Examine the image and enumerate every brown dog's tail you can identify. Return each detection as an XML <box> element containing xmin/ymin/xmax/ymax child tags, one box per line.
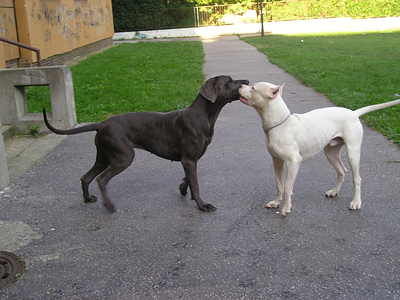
<box><xmin>43</xmin><ymin>108</ymin><xmax>102</xmax><ymax>135</ymax></box>
<box><xmin>355</xmin><ymin>99</ymin><xmax>400</xmax><ymax>117</ymax></box>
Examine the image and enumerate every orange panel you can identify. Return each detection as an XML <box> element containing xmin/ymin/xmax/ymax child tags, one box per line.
<box><xmin>0</xmin><ymin>0</ymin><xmax>14</xmax><ymax>7</ymax></box>
<box><xmin>0</xmin><ymin>6</ymin><xmax>19</xmax><ymax>62</ymax></box>
<box><xmin>16</xmin><ymin>0</ymin><xmax>114</xmax><ymax>62</ymax></box>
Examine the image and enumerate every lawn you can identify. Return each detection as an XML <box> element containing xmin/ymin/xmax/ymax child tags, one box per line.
<box><xmin>27</xmin><ymin>41</ymin><xmax>204</xmax><ymax>122</ymax></box>
<box><xmin>242</xmin><ymin>31</ymin><xmax>400</xmax><ymax>144</ymax></box>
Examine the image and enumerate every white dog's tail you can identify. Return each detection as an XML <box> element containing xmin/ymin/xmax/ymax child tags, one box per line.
<box><xmin>355</xmin><ymin>99</ymin><xmax>400</xmax><ymax>117</ymax></box>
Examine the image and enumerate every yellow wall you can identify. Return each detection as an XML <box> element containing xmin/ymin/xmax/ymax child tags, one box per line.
<box><xmin>0</xmin><ymin>0</ymin><xmax>114</xmax><ymax>66</ymax></box>
<box><xmin>0</xmin><ymin>0</ymin><xmax>19</xmax><ymax>64</ymax></box>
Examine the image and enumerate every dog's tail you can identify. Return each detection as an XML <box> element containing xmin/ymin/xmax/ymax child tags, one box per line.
<box><xmin>355</xmin><ymin>99</ymin><xmax>400</xmax><ymax>117</ymax></box>
<box><xmin>43</xmin><ymin>108</ymin><xmax>102</xmax><ymax>135</ymax></box>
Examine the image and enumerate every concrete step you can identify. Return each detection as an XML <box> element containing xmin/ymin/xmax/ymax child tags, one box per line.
<box><xmin>4</xmin><ymin>133</ymin><xmax>66</xmax><ymax>181</ymax></box>
<box><xmin>1</xmin><ymin>122</ymin><xmax>66</xmax><ymax>188</ymax></box>
<box><xmin>0</xmin><ymin>126</ymin><xmax>10</xmax><ymax>189</ymax></box>
<box><xmin>0</xmin><ymin>125</ymin><xmax>14</xmax><ymax>141</ymax></box>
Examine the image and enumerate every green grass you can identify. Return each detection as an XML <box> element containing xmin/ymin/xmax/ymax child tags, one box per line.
<box><xmin>242</xmin><ymin>31</ymin><xmax>400</xmax><ymax>144</ymax></box>
<box><xmin>27</xmin><ymin>41</ymin><xmax>204</xmax><ymax>122</ymax></box>
<box><xmin>27</xmin><ymin>86</ymin><xmax>51</xmax><ymax>113</ymax></box>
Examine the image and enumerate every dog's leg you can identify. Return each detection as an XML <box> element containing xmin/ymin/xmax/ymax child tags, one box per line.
<box><xmin>265</xmin><ymin>157</ymin><xmax>284</xmax><ymax>208</ymax></box>
<box><xmin>181</xmin><ymin>159</ymin><xmax>216</xmax><ymax>212</ymax></box>
<box><xmin>96</xmin><ymin>150</ymin><xmax>135</xmax><ymax>213</ymax></box>
<box><xmin>346</xmin><ymin>144</ymin><xmax>362</xmax><ymax>210</ymax></box>
<box><xmin>344</xmin><ymin>124</ymin><xmax>363</xmax><ymax>210</ymax></box>
<box><xmin>81</xmin><ymin>155</ymin><xmax>107</xmax><ymax>203</ymax></box>
<box><xmin>179</xmin><ymin>177</ymin><xmax>189</xmax><ymax>196</ymax></box>
<box><xmin>281</xmin><ymin>160</ymin><xmax>301</xmax><ymax>216</ymax></box>
<box><xmin>324</xmin><ymin>142</ymin><xmax>346</xmax><ymax>198</ymax></box>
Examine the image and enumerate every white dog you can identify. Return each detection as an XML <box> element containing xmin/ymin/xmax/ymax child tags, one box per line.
<box><xmin>239</xmin><ymin>82</ymin><xmax>400</xmax><ymax>216</ymax></box>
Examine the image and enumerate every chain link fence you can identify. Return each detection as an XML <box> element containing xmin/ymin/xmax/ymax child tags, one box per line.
<box><xmin>194</xmin><ymin>3</ymin><xmax>265</xmax><ymax>27</ymax></box>
<box><xmin>113</xmin><ymin>2</ymin><xmax>269</xmax><ymax>32</ymax></box>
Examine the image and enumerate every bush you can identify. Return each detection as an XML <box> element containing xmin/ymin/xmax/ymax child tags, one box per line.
<box><xmin>268</xmin><ymin>0</ymin><xmax>400</xmax><ymax>21</ymax></box>
<box><xmin>112</xmin><ymin>0</ymin><xmax>195</xmax><ymax>32</ymax></box>
<box><xmin>112</xmin><ymin>0</ymin><xmax>400</xmax><ymax>32</ymax></box>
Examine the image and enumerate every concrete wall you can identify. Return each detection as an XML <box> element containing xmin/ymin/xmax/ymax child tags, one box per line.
<box><xmin>0</xmin><ymin>66</ymin><xmax>77</xmax><ymax>130</ymax></box>
<box><xmin>0</xmin><ymin>0</ymin><xmax>114</xmax><ymax>66</ymax></box>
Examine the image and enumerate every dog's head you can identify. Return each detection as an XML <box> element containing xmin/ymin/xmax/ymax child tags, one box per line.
<box><xmin>200</xmin><ymin>76</ymin><xmax>249</xmax><ymax>104</ymax></box>
<box><xmin>239</xmin><ymin>82</ymin><xmax>284</xmax><ymax>110</ymax></box>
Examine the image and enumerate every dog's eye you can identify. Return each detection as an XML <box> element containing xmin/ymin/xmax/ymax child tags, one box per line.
<box><xmin>252</xmin><ymin>86</ymin><xmax>256</xmax><ymax>91</ymax></box>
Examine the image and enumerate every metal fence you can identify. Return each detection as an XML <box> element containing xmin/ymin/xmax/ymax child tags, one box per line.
<box><xmin>194</xmin><ymin>3</ymin><xmax>266</xmax><ymax>27</ymax></box>
<box><xmin>114</xmin><ymin>2</ymin><xmax>271</xmax><ymax>32</ymax></box>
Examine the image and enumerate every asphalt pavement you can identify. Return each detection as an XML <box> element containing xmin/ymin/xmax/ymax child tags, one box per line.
<box><xmin>1</xmin><ymin>36</ymin><xmax>400</xmax><ymax>299</ymax></box>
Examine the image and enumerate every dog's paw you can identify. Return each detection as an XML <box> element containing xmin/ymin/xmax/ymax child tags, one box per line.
<box><xmin>324</xmin><ymin>189</ymin><xmax>338</xmax><ymax>198</ymax></box>
<box><xmin>179</xmin><ymin>183</ymin><xmax>188</xmax><ymax>196</ymax></box>
<box><xmin>349</xmin><ymin>200</ymin><xmax>361</xmax><ymax>210</ymax></box>
<box><xmin>199</xmin><ymin>203</ymin><xmax>217</xmax><ymax>212</ymax></box>
<box><xmin>264</xmin><ymin>200</ymin><xmax>280</xmax><ymax>209</ymax></box>
<box><xmin>84</xmin><ymin>195</ymin><xmax>98</xmax><ymax>203</ymax></box>
<box><xmin>104</xmin><ymin>202</ymin><xmax>116</xmax><ymax>213</ymax></box>
<box><xmin>280</xmin><ymin>208</ymin><xmax>291</xmax><ymax>217</ymax></box>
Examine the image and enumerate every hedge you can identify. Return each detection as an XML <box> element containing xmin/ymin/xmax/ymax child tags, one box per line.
<box><xmin>112</xmin><ymin>0</ymin><xmax>196</xmax><ymax>32</ymax></box>
<box><xmin>112</xmin><ymin>0</ymin><xmax>400</xmax><ymax>32</ymax></box>
<box><xmin>268</xmin><ymin>0</ymin><xmax>400</xmax><ymax>21</ymax></box>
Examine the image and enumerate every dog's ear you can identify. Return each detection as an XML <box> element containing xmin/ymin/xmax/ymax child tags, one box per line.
<box><xmin>271</xmin><ymin>83</ymin><xmax>285</xmax><ymax>99</ymax></box>
<box><xmin>200</xmin><ymin>78</ymin><xmax>218</xmax><ymax>103</ymax></box>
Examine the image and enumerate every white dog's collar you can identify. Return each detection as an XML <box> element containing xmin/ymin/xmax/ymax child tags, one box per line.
<box><xmin>266</xmin><ymin>114</ymin><xmax>291</xmax><ymax>133</ymax></box>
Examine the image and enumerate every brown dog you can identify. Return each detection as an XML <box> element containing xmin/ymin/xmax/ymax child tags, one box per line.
<box><xmin>44</xmin><ymin>76</ymin><xmax>249</xmax><ymax>213</ymax></box>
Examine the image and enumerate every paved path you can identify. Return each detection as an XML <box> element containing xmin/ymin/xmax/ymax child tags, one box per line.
<box><xmin>1</xmin><ymin>36</ymin><xmax>400</xmax><ymax>299</ymax></box>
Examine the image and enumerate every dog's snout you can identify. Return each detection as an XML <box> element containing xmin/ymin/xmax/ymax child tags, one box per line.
<box><xmin>242</xmin><ymin>80</ymin><xmax>250</xmax><ymax>85</ymax></box>
<box><xmin>240</xmin><ymin>84</ymin><xmax>249</xmax><ymax>90</ymax></box>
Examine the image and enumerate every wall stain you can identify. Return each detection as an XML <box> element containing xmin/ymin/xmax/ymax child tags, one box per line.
<box><xmin>44</xmin><ymin>29</ymin><xmax>51</xmax><ymax>42</ymax></box>
<box><xmin>1</xmin><ymin>0</ymin><xmax>113</xmax><ymax>63</ymax></box>
<box><xmin>31</xmin><ymin>0</ymin><xmax>112</xmax><ymax>43</ymax></box>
